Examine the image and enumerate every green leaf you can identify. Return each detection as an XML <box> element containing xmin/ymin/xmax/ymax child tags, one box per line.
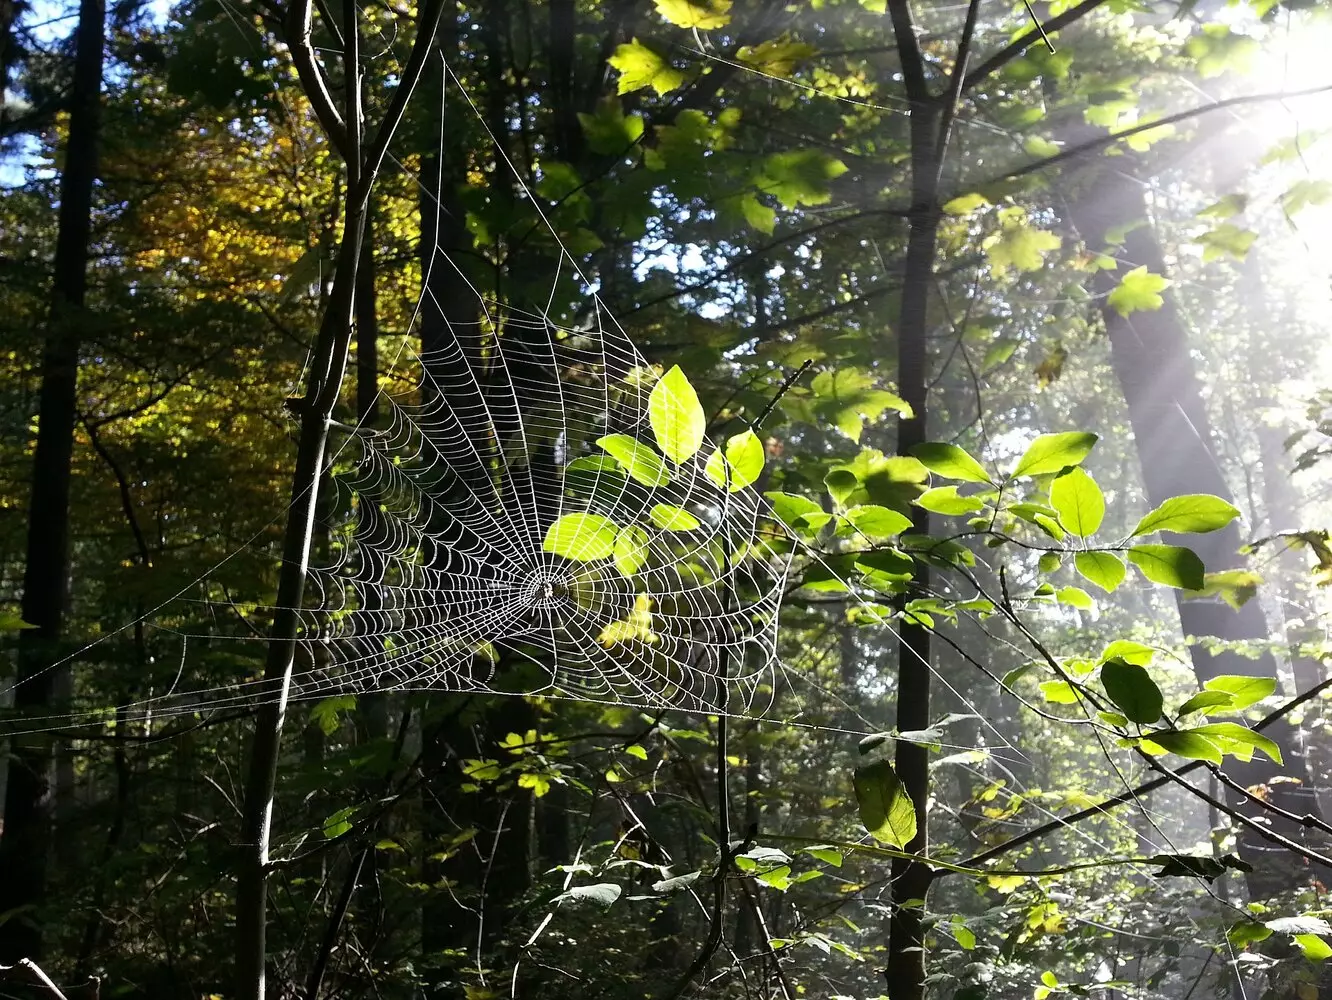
<box><xmin>756</xmin><ymin>150</ymin><xmax>849</xmax><ymax>210</ymax></box>
<box><xmin>1038</xmin><ymin>552</ymin><xmax>1062</xmax><ymax>573</ymax></box>
<box><xmin>1024</xmin><ymin>136</ymin><xmax>1061</xmax><ymax>158</ymax></box>
<box><xmin>705</xmin><ymin>429</ymin><xmax>765</xmax><ymax>491</ymax></box>
<box><xmin>1011</xmin><ymin>432</ymin><xmax>1098</xmax><ymax>478</ymax></box>
<box><xmin>1176</xmin><ymin>691</ymin><xmax>1235</xmax><ymax>716</ymax></box>
<box><xmin>1101</xmin><ymin>657</ymin><xmax>1164</xmax><ymax>724</ymax></box>
<box><xmin>1229</xmin><ymin>921</ymin><xmax>1274</xmax><ymax>947</ymax></box>
<box><xmin>1101</xmin><ymin>640</ymin><xmax>1155</xmax><ymax>665</ymax></box>
<box><xmin>609</xmin><ymin>40</ymin><xmax>685</xmax><ymax>96</ymax></box>
<box><xmin>914</xmin><ymin>486</ymin><xmax>985</xmax><ymax>515</ymax></box>
<box><xmin>577</xmin><ymin>102</ymin><xmax>646</xmax><ymax>156</ymax></box>
<box><xmin>942</xmin><ymin>192</ymin><xmax>989</xmax><ymax>215</ymax></box>
<box><xmin>1188</xmin><ymin>569</ymin><xmax>1262</xmax><ymax>610</ymax></box>
<box><xmin>1188</xmin><ymin>722</ymin><xmax>1282</xmax><ymax>764</ymax></box>
<box><xmin>323</xmin><ymin>806</ymin><xmax>356</xmax><ymax>839</ymax></box>
<box><xmin>613</xmin><ymin>525</ymin><xmax>651</xmax><ymax>576</ymax></box>
<box><xmin>825</xmin><ymin>468</ymin><xmax>859</xmax><ymax>507</ymax></box>
<box><xmin>1282</xmin><ymin>179</ymin><xmax>1332</xmax><ymax>217</ymax></box>
<box><xmin>310</xmin><ymin>695</ymin><xmax>356</xmax><ymax>737</ymax></box>
<box><xmin>1198</xmin><ymin>222</ymin><xmax>1257</xmax><ymax>262</ymax></box>
<box><xmin>1131</xmin><ymin>494</ymin><xmax>1240</xmax><ymax>536</ymax></box>
<box><xmin>764</xmin><ymin>492</ymin><xmax>824</xmax><ymax>534</ymax></box>
<box><xmin>1294</xmin><ymin>934</ymin><xmax>1332</xmax><ymax>961</ymax></box>
<box><xmin>649</xmin><ymin>365</ymin><xmax>706</xmax><ymax>464</ymax></box>
<box><xmin>1056</xmin><ymin>586</ymin><xmax>1094</xmax><ymax>610</ymax></box>
<box><xmin>738</xmin><ymin>192</ymin><xmax>777</xmax><ymax>234</ymax></box>
<box><xmin>649</xmin><ymin>504</ymin><xmax>701</xmax><ymax>531</ymax></box>
<box><xmin>1128</xmin><ymin>544</ymin><xmax>1205</xmax><ymax>590</ymax></box>
<box><xmin>1075</xmin><ymin>551</ymin><xmax>1126</xmax><ymax>593</ymax></box>
<box><xmin>598</xmin><ymin>433</ymin><xmax>671</xmax><ymax>486</ymax></box>
<box><xmin>0</xmin><ymin>612</ymin><xmax>37</xmax><ymax>631</ymax></box>
<box><xmin>1049</xmin><ymin>468</ymin><xmax>1104</xmax><ymax>538</ymax></box>
<box><xmin>1107</xmin><ymin>266</ymin><xmax>1169</xmax><ymax>317</ymax></box>
<box><xmin>853</xmin><ymin>759</ymin><xmax>917</xmax><ymax>849</ymax></box>
<box><xmin>1040</xmin><ymin>679</ymin><xmax>1079</xmax><ymax>704</ymax></box>
<box><xmin>844</xmin><ymin>504</ymin><xmax>913</xmax><ymax>540</ymax></box>
<box><xmin>911</xmin><ymin>442</ymin><xmax>991</xmax><ymax>483</ymax></box>
<box><xmin>654</xmin><ymin>0</ymin><xmax>730</xmax><ymax>28</ymax></box>
<box><xmin>954</xmin><ymin>922</ymin><xmax>976</xmax><ymax>950</ymax></box>
<box><xmin>984</xmin><ymin>217</ymin><xmax>1061</xmax><ymax>275</ymax></box>
<box><xmin>1203</xmin><ymin>675</ymin><xmax>1277</xmax><ymax>711</ymax></box>
<box><xmin>544</xmin><ymin>513</ymin><xmax>619</xmax><ymax>561</ymax></box>
<box><xmin>1142</xmin><ymin>730</ymin><xmax>1224</xmax><ymax>764</ymax></box>
<box><xmin>736</xmin><ymin>37</ymin><xmax>816</xmax><ymax>77</ymax></box>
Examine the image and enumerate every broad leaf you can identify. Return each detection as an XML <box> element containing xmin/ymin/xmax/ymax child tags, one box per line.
<box><xmin>1131</xmin><ymin>494</ymin><xmax>1240</xmax><ymax>536</ymax></box>
<box><xmin>613</xmin><ymin>525</ymin><xmax>651</xmax><ymax>576</ymax></box>
<box><xmin>764</xmin><ymin>491</ymin><xmax>823</xmax><ymax>532</ymax></box>
<box><xmin>649</xmin><ymin>365</ymin><xmax>707</xmax><ymax>464</ymax></box>
<box><xmin>1175</xmin><ymin>691</ymin><xmax>1234</xmax><ymax>716</ymax></box>
<box><xmin>544</xmin><ymin>513</ymin><xmax>619</xmax><ymax>561</ymax></box>
<box><xmin>853</xmin><ymin>759</ymin><xmax>917</xmax><ymax>849</ymax></box>
<box><xmin>705</xmin><ymin>429</ymin><xmax>765</xmax><ymax>491</ymax></box>
<box><xmin>654</xmin><ymin>0</ymin><xmax>731</xmax><ymax>28</ymax></box>
<box><xmin>756</xmin><ymin>150</ymin><xmax>849</xmax><ymax>209</ymax></box>
<box><xmin>1101</xmin><ymin>657</ymin><xmax>1163</xmax><ymax>724</ymax></box>
<box><xmin>911</xmin><ymin>442</ymin><xmax>991</xmax><ymax>483</ymax></box>
<box><xmin>1107</xmin><ymin>266</ymin><xmax>1169</xmax><ymax>316</ymax></box>
<box><xmin>1189</xmin><ymin>722</ymin><xmax>1282</xmax><ymax>764</ymax></box>
<box><xmin>609</xmin><ymin>40</ymin><xmax>685</xmax><ymax>96</ymax></box>
<box><xmin>649</xmin><ymin>504</ymin><xmax>701</xmax><ymax>531</ymax></box>
<box><xmin>1049</xmin><ymin>467</ymin><xmax>1104</xmax><ymax>537</ymax></box>
<box><xmin>1203</xmin><ymin>674</ymin><xmax>1277</xmax><ymax>711</ymax></box>
<box><xmin>1128</xmin><ymin>544</ymin><xmax>1205</xmax><ymax>590</ymax></box>
<box><xmin>914</xmin><ymin>486</ymin><xmax>985</xmax><ymax>515</ymax></box>
<box><xmin>1011</xmin><ymin>432</ymin><xmax>1098</xmax><ymax>478</ymax></box>
<box><xmin>1143</xmin><ymin>730</ymin><xmax>1223</xmax><ymax>763</ymax></box>
<box><xmin>598</xmin><ymin>433</ymin><xmax>671</xmax><ymax>486</ymax></box>
<box><xmin>844</xmin><ymin>504</ymin><xmax>912</xmax><ymax>540</ymax></box>
<box><xmin>1075</xmin><ymin>551</ymin><xmax>1126</xmax><ymax>593</ymax></box>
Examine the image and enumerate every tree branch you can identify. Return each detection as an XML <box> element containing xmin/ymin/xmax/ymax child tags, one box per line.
<box><xmin>961</xmin><ymin>0</ymin><xmax>1108</xmax><ymax>93</ymax></box>
<box><xmin>997</xmin><ymin>83</ymin><xmax>1332</xmax><ymax>183</ymax></box>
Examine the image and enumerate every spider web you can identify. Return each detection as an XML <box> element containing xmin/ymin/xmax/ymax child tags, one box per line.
<box><xmin>293</xmin><ymin>286</ymin><xmax>792</xmax><ymax>717</ymax></box>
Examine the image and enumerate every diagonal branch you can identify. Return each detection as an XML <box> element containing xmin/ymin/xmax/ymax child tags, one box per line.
<box><xmin>997</xmin><ymin>82</ymin><xmax>1332</xmax><ymax>183</ymax></box>
<box><xmin>961</xmin><ymin>0</ymin><xmax>1108</xmax><ymax>93</ymax></box>
<box><xmin>284</xmin><ymin>0</ymin><xmax>351</xmax><ymax>156</ymax></box>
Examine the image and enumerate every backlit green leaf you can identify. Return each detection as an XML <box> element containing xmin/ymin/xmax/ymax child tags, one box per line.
<box><xmin>613</xmin><ymin>525</ymin><xmax>651</xmax><ymax>576</ymax></box>
<box><xmin>654</xmin><ymin>0</ymin><xmax>731</xmax><ymax>28</ymax></box>
<box><xmin>1142</xmin><ymin>730</ymin><xmax>1223</xmax><ymax>764</ymax></box>
<box><xmin>649</xmin><ymin>504</ymin><xmax>701</xmax><ymax>531</ymax></box>
<box><xmin>1189</xmin><ymin>722</ymin><xmax>1282</xmax><ymax>764</ymax></box>
<box><xmin>609</xmin><ymin>39</ymin><xmax>685</xmax><ymax>96</ymax></box>
<box><xmin>1050</xmin><ymin>468</ymin><xmax>1104</xmax><ymax>538</ymax></box>
<box><xmin>853</xmin><ymin>759</ymin><xmax>917</xmax><ymax>849</ymax></box>
<box><xmin>1107</xmin><ymin>266</ymin><xmax>1169</xmax><ymax>317</ymax></box>
<box><xmin>597</xmin><ymin>433</ymin><xmax>671</xmax><ymax>486</ymax></box>
<box><xmin>1131</xmin><ymin>494</ymin><xmax>1240</xmax><ymax>536</ymax></box>
<box><xmin>845</xmin><ymin>504</ymin><xmax>913</xmax><ymax>540</ymax></box>
<box><xmin>914</xmin><ymin>486</ymin><xmax>985</xmax><ymax>515</ymax></box>
<box><xmin>1011</xmin><ymin>432</ymin><xmax>1098</xmax><ymax>478</ymax></box>
<box><xmin>705</xmin><ymin>429</ymin><xmax>765</xmax><ymax>491</ymax></box>
<box><xmin>1075</xmin><ymin>551</ymin><xmax>1126</xmax><ymax>593</ymax></box>
<box><xmin>649</xmin><ymin>365</ymin><xmax>706</xmax><ymax>464</ymax></box>
<box><xmin>1203</xmin><ymin>675</ymin><xmax>1277</xmax><ymax>711</ymax></box>
<box><xmin>544</xmin><ymin>513</ymin><xmax>619</xmax><ymax>561</ymax></box>
<box><xmin>911</xmin><ymin>442</ymin><xmax>991</xmax><ymax>483</ymax></box>
<box><xmin>1128</xmin><ymin>544</ymin><xmax>1205</xmax><ymax>590</ymax></box>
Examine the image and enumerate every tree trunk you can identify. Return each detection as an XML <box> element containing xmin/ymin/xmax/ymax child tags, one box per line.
<box><xmin>0</xmin><ymin>0</ymin><xmax>104</xmax><ymax>963</ymax></box>
<box><xmin>1063</xmin><ymin>160</ymin><xmax>1326</xmax><ymax>893</ymax></box>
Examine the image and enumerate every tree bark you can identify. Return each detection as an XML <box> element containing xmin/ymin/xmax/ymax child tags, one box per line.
<box><xmin>0</xmin><ymin>0</ymin><xmax>104</xmax><ymax>963</ymax></box>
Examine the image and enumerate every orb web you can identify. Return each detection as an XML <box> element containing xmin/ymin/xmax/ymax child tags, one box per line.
<box><xmin>292</xmin><ymin>293</ymin><xmax>791</xmax><ymax>716</ymax></box>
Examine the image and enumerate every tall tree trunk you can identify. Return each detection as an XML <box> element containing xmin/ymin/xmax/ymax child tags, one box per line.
<box><xmin>0</xmin><ymin>0</ymin><xmax>104</xmax><ymax>963</ymax></box>
<box><xmin>1063</xmin><ymin>160</ymin><xmax>1326</xmax><ymax>894</ymax></box>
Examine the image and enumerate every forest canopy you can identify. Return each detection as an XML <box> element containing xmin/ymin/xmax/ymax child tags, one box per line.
<box><xmin>3</xmin><ymin>0</ymin><xmax>1332</xmax><ymax>998</ymax></box>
